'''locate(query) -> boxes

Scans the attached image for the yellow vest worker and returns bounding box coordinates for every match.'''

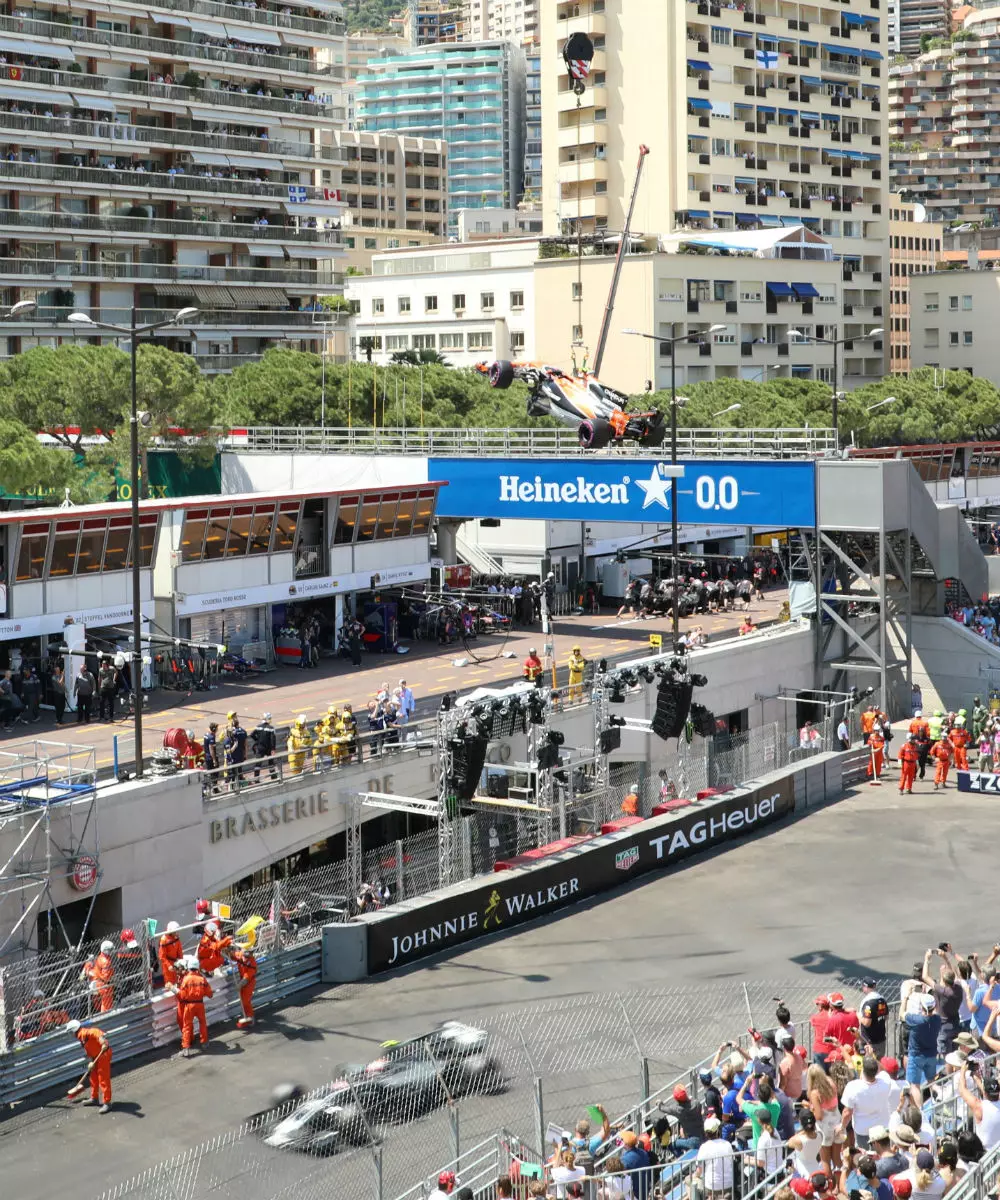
[567,646,586,703]
[287,715,313,775]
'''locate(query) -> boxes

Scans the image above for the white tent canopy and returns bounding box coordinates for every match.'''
[662,224,834,260]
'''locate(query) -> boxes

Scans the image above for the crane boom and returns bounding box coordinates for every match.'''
[592,144,650,377]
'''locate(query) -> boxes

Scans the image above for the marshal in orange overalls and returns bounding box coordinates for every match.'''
[196,926,232,975]
[866,731,885,779]
[898,738,919,794]
[177,968,213,1048]
[83,952,114,1013]
[158,932,184,988]
[931,738,953,789]
[233,948,258,1028]
[949,726,971,771]
[76,1025,112,1106]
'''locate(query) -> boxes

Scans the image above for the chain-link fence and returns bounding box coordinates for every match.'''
[90,978,908,1200]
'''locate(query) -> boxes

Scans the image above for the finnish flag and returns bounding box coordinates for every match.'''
[756,49,779,68]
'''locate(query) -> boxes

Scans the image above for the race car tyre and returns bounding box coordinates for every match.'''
[641,414,667,447]
[578,418,613,449]
[488,360,515,389]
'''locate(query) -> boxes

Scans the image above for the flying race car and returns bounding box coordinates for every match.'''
[476,360,666,451]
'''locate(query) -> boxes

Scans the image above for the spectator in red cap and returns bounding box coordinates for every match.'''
[429,1171,457,1199]
[810,1171,836,1200]
[825,992,861,1049]
[790,1179,814,1198]
[811,996,832,1066]
[660,1084,705,1154]
[891,1179,913,1199]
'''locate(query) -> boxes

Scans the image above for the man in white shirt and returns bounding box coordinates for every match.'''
[398,679,415,721]
[837,717,850,750]
[838,1057,892,1149]
[877,1056,905,1112]
[694,1116,734,1196]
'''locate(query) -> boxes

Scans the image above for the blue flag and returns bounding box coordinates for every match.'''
[756,49,779,68]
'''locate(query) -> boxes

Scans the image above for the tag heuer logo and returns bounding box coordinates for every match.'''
[615,846,640,872]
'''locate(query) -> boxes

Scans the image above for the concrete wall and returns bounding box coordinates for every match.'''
[908,615,1000,713]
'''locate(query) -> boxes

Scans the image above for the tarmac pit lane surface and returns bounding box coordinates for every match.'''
[2,782,987,1199]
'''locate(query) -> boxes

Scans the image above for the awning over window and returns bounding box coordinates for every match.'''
[861,48,884,60]
[688,59,712,70]
[0,35,74,60]
[189,18,226,36]
[227,286,289,306]
[227,25,281,44]
[0,84,73,104]
[756,33,778,44]
[792,282,820,297]
[824,43,859,56]
[72,92,116,111]
[688,97,713,110]
[686,209,710,218]
[766,282,794,296]
[191,151,231,166]
[843,11,876,25]
[283,245,340,259]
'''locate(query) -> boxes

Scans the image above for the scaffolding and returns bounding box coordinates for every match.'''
[0,740,99,962]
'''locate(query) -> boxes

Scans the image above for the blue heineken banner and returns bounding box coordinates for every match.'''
[429,457,816,526]
[957,770,1000,794]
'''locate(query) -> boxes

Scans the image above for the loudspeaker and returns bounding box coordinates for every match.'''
[689,703,716,738]
[651,679,693,740]
[599,726,622,754]
[449,733,489,800]
[486,773,509,799]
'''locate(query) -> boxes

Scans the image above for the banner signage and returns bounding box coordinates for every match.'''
[429,457,816,527]
[957,770,1000,794]
[176,564,431,615]
[366,776,795,971]
[0,601,154,641]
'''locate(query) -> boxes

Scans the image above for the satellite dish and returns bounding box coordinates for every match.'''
[912,202,927,223]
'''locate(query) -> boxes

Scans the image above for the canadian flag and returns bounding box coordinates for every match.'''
[323,187,342,202]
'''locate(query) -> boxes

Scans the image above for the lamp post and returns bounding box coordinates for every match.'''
[623,323,727,650]
[713,403,742,418]
[867,395,897,413]
[66,305,198,778]
[786,327,884,446]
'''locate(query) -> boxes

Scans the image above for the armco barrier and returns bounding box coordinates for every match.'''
[331,752,845,979]
[0,941,321,1106]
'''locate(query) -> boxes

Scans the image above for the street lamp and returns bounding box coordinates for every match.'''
[65,305,199,779]
[713,403,742,418]
[867,394,897,413]
[786,327,885,444]
[624,323,727,650]
[5,299,36,317]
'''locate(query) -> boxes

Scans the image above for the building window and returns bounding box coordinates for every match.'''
[364,237,378,250]
[440,332,464,350]
[711,25,731,44]
[510,331,525,351]
[572,281,583,300]
[453,292,466,310]
[572,324,583,342]
[413,333,436,349]
[481,291,494,311]
[510,290,524,310]
[949,296,958,310]
[398,296,411,313]
[925,293,938,312]
[594,107,607,121]
[425,295,438,313]
[964,330,974,345]
[962,295,973,310]
[924,329,939,348]
[467,330,493,351]
[385,334,409,350]
[387,237,400,248]
[373,298,384,315]
[15,522,49,580]
[949,331,959,346]
[343,236,355,249]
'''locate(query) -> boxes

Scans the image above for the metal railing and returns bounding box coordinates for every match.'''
[0,207,340,246]
[0,14,342,79]
[0,109,339,164]
[0,157,331,201]
[4,306,341,328]
[0,256,323,286]
[223,425,838,459]
[119,0,346,38]
[9,63,341,121]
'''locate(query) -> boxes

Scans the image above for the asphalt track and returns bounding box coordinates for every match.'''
[2,778,992,1199]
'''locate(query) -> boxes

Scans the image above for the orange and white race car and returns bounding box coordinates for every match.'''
[476,360,666,450]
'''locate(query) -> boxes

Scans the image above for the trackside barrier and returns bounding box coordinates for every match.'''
[0,942,321,1105]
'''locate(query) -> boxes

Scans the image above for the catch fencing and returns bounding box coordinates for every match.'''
[88,978,905,1200]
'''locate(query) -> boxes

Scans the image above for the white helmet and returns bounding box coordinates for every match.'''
[66,1019,81,1034]
[166,921,180,933]
[100,940,114,954]
[915,709,922,718]
[32,988,44,999]
[183,956,199,971]
[205,920,219,934]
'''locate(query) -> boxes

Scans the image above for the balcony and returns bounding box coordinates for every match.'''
[560,10,606,39]
[0,208,341,248]
[0,14,341,81]
[0,157,330,202]
[0,256,325,287]
[86,0,346,40]
[565,157,608,183]
[0,110,335,164]
[6,306,344,330]
[557,122,602,149]
[6,63,340,123]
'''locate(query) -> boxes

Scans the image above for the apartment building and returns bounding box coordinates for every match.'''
[323,129,448,253]
[463,0,540,44]
[909,268,1000,381]
[888,193,944,372]
[349,225,845,392]
[355,40,526,230]
[403,1,464,45]
[887,0,949,55]
[539,0,890,385]
[348,238,539,367]
[889,10,1000,229]
[455,208,543,237]
[0,0,348,373]
[523,45,542,204]
[345,31,409,125]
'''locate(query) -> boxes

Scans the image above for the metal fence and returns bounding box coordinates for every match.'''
[223,425,837,460]
[88,979,907,1200]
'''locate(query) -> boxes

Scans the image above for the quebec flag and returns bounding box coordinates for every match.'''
[756,49,779,68]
